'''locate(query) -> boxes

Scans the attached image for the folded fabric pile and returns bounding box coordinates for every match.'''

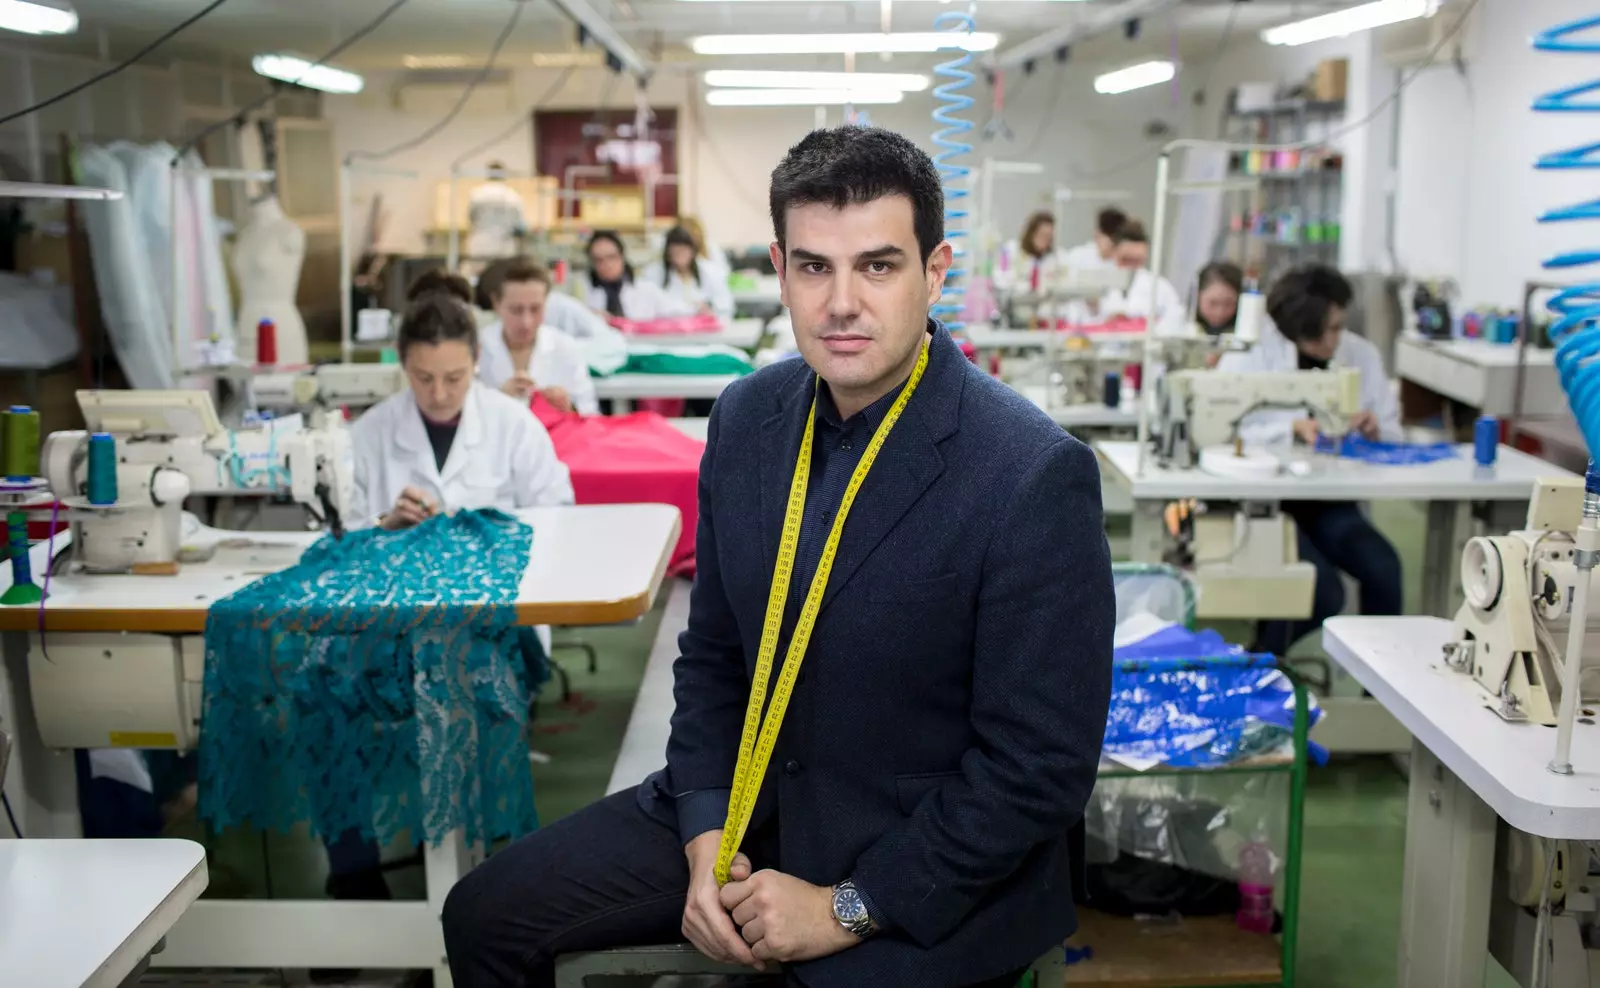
[198,509,539,848]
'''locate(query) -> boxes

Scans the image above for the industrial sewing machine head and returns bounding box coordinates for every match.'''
[1155,366,1363,470]
[252,364,405,424]
[41,390,353,574]
[1444,476,1600,724]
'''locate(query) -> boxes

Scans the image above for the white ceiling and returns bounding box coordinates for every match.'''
[17,0,1351,73]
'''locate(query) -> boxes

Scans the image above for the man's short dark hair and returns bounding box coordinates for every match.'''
[1267,263,1354,344]
[494,258,552,300]
[1112,220,1148,245]
[1096,207,1128,239]
[769,127,944,263]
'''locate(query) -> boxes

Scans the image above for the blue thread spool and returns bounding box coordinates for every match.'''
[1103,371,1121,408]
[1475,415,1500,468]
[0,511,41,606]
[86,432,118,505]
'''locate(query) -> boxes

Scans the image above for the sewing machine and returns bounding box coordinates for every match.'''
[39,390,352,574]
[252,363,404,422]
[1155,367,1363,470]
[1443,476,1600,724]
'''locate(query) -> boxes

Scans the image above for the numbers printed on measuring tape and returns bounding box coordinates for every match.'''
[713,338,932,886]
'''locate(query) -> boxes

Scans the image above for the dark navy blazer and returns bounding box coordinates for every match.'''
[639,322,1114,987]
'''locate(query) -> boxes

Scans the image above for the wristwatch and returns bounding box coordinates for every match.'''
[831,880,877,939]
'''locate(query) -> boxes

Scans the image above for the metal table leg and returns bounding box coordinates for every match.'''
[1422,500,1473,618]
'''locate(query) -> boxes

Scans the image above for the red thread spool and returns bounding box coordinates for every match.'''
[257,319,278,366]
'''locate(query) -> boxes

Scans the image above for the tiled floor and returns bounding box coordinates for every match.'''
[151,501,1524,986]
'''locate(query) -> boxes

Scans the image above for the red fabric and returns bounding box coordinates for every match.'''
[22,502,65,541]
[1026,316,1149,334]
[607,313,723,336]
[531,396,704,577]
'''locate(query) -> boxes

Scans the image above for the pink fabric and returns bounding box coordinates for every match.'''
[1023,316,1148,334]
[608,313,723,336]
[531,397,704,576]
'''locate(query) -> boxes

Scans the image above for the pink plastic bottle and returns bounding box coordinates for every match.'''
[1236,840,1275,934]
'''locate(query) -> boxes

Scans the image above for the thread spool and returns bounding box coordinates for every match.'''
[3,405,39,481]
[1475,415,1500,468]
[87,432,118,505]
[257,318,278,366]
[1103,371,1121,409]
[0,511,41,606]
[1235,291,1265,344]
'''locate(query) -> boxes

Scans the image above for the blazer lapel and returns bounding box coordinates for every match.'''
[819,327,964,613]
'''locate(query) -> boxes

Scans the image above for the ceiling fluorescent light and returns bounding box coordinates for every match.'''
[1261,0,1435,46]
[704,69,930,91]
[0,0,77,36]
[691,32,1000,55]
[1094,59,1176,94]
[403,54,470,69]
[253,54,365,95]
[706,88,906,106]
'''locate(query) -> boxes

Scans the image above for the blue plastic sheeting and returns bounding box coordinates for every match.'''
[1105,625,1325,769]
[199,509,540,848]
[1313,435,1459,465]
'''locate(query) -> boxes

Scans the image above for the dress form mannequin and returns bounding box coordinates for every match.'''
[233,195,308,366]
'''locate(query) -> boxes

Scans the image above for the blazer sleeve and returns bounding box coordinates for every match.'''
[849,436,1114,947]
[662,401,749,842]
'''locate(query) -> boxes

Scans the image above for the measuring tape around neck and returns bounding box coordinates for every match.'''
[713,337,932,885]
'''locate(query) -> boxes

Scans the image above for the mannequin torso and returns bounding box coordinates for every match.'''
[233,196,308,366]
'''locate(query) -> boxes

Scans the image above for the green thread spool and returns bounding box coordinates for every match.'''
[2,405,39,480]
[1,511,42,606]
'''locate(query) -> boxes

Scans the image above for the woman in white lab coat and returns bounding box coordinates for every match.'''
[641,225,735,319]
[1215,263,1403,657]
[583,229,690,322]
[476,258,600,416]
[1060,205,1127,271]
[994,210,1062,295]
[327,270,573,915]
[349,270,573,529]
[1194,260,1244,337]
[1095,220,1186,337]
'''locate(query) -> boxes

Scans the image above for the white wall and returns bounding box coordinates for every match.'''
[1393,0,1595,307]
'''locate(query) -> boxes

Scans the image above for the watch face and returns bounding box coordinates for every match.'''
[834,886,866,924]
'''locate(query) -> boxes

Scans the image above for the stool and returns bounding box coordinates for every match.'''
[553,943,772,986]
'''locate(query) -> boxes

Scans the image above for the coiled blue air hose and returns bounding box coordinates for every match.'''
[1533,15,1600,487]
[931,6,976,331]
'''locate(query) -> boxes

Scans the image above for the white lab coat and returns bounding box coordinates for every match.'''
[1216,319,1403,447]
[583,279,693,322]
[349,381,573,529]
[1098,268,1187,337]
[1060,240,1112,271]
[993,240,1063,294]
[640,262,735,319]
[542,291,628,375]
[478,321,601,416]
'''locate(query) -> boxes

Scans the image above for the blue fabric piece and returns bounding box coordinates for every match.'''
[1106,627,1326,769]
[198,509,538,848]
[1312,434,1458,465]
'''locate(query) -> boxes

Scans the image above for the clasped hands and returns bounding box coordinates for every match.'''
[1293,409,1379,446]
[500,373,573,413]
[682,830,860,971]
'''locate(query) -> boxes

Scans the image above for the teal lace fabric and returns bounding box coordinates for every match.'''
[198,509,539,848]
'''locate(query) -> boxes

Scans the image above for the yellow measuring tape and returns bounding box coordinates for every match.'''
[713,337,932,885]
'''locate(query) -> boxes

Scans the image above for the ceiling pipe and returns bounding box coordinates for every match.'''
[546,0,655,82]
[988,0,1182,72]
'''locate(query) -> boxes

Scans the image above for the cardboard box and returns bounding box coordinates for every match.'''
[1312,58,1348,102]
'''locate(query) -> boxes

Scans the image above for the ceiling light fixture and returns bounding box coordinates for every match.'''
[1093,59,1175,94]
[1261,0,1436,46]
[690,32,1000,55]
[402,54,470,69]
[0,0,77,36]
[252,54,365,95]
[705,87,906,106]
[703,69,930,91]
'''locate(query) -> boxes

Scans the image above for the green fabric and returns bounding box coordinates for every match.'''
[595,344,754,378]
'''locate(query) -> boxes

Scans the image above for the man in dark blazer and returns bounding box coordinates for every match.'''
[443,126,1115,988]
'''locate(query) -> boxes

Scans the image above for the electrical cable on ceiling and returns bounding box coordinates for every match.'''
[177,0,416,159]
[351,0,526,162]
[0,0,235,128]
[451,65,576,168]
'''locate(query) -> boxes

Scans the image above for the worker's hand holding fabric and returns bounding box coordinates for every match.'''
[722,868,860,963]
[1293,418,1321,446]
[500,373,536,401]
[682,830,762,969]
[540,385,574,415]
[381,486,437,530]
[1347,410,1380,440]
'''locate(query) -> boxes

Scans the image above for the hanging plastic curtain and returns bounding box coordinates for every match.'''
[198,509,540,848]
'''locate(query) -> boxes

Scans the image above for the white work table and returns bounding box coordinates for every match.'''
[1017,386,1139,431]
[0,503,683,633]
[0,839,207,988]
[622,317,765,351]
[1323,616,1600,986]
[1395,334,1561,418]
[0,502,681,986]
[594,373,741,414]
[964,324,1145,352]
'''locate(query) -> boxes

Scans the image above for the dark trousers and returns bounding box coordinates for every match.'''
[442,788,1027,988]
[1254,501,1403,656]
